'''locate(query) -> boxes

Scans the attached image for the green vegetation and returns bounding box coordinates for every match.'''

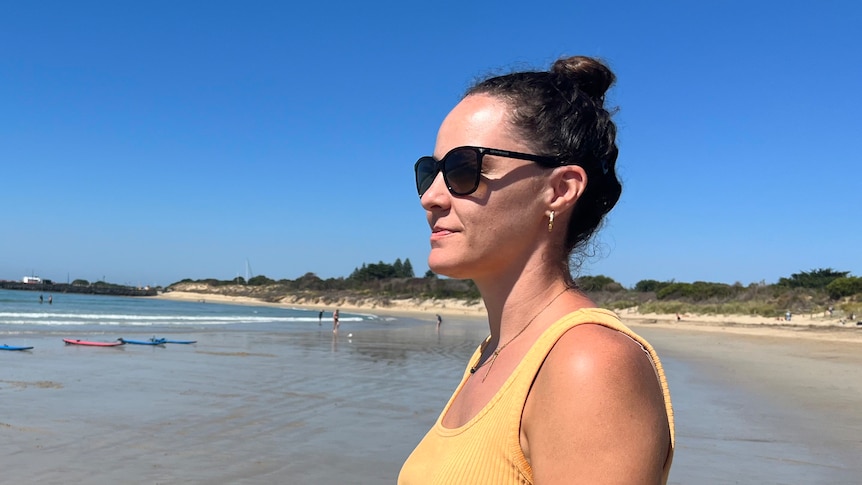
[826,277,862,299]
[590,268,861,319]
[576,275,624,292]
[655,281,741,301]
[349,258,414,281]
[633,279,673,293]
[167,266,861,319]
[92,280,137,290]
[777,268,849,289]
[169,258,478,303]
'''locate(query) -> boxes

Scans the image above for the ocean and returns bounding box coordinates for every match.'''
[1,287,477,483]
[0,288,380,335]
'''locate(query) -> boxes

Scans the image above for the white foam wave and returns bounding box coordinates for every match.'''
[0,312,365,326]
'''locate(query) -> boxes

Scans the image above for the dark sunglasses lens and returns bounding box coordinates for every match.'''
[415,157,438,196]
[443,149,480,195]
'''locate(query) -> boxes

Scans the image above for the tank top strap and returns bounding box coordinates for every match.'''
[510,307,674,449]
[516,308,629,382]
[515,307,676,480]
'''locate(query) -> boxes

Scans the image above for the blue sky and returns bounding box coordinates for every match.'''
[2,1,860,288]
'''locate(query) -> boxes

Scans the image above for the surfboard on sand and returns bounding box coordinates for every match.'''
[62,338,124,347]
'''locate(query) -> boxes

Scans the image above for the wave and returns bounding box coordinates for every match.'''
[0,312,366,326]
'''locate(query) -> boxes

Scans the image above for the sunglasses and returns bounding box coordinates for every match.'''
[414,146,563,197]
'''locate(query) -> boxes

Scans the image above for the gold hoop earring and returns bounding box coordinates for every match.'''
[548,210,555,233]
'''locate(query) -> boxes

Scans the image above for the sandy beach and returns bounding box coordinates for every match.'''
[2,292,861,483]
[159,290,862,339]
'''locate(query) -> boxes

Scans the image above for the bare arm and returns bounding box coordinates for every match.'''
[522,324,670,484]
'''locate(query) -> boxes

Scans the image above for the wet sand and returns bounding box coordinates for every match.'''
[633,324,862,484]
[2,312,861,484]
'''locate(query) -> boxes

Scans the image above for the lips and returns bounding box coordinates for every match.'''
[430,226,456,240]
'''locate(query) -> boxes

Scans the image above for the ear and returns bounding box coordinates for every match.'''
[544,165,588,216]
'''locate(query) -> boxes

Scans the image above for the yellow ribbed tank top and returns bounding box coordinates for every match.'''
[398,308,675,484]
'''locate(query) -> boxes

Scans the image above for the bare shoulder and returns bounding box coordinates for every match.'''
[532,323,663,419]
[549,323,655,379]
[522,323,670,484]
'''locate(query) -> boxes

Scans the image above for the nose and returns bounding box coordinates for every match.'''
[420,171,450,210]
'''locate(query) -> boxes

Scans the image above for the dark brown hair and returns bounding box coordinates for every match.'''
[466,55,622,263]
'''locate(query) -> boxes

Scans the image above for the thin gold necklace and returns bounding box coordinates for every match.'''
[470,286,569,382]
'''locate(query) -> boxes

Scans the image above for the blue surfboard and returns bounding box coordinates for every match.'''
[159,339,197,344]
[1,344,34,351]
[119,338,166,346]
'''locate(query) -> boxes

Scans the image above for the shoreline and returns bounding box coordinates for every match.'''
[154,290,862,344]
[152,290,489,321]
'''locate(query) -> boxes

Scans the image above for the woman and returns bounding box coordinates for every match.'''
[399,56,674,484]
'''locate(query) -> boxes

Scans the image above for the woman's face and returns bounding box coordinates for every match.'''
[420,94,551,281]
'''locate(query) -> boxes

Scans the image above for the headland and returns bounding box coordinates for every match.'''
[0,280,157,297]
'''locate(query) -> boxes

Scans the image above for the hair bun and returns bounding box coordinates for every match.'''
[550,56,615,100]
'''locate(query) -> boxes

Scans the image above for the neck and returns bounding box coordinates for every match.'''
[474,264,574,345]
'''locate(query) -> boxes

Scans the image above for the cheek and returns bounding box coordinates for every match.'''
[480,172,548,221]
[488,192,544,230]
[475,196,544,254]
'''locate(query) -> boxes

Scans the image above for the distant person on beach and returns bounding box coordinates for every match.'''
[400,56,674,484]
[319,310,323,325]
[39,294,43,304]
[436,314,442,330]
[48,295,53,305]
[332,309,340,333]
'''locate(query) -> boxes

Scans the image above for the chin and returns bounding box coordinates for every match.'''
[428,253,475,280]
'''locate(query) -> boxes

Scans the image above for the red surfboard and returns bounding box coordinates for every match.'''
[63,338,125,347]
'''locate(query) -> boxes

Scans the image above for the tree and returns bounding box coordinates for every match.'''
[348,258,415,281]
[402,258,415,278]
[826,276,862,299]
[577,275,620,292]
[248,275,275,286]
[296,272,324,290]
[778,268,849,289]
[656,281,738,301]
[634,279,673,293]
[368,261,396,279]
[349,264,368,282]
